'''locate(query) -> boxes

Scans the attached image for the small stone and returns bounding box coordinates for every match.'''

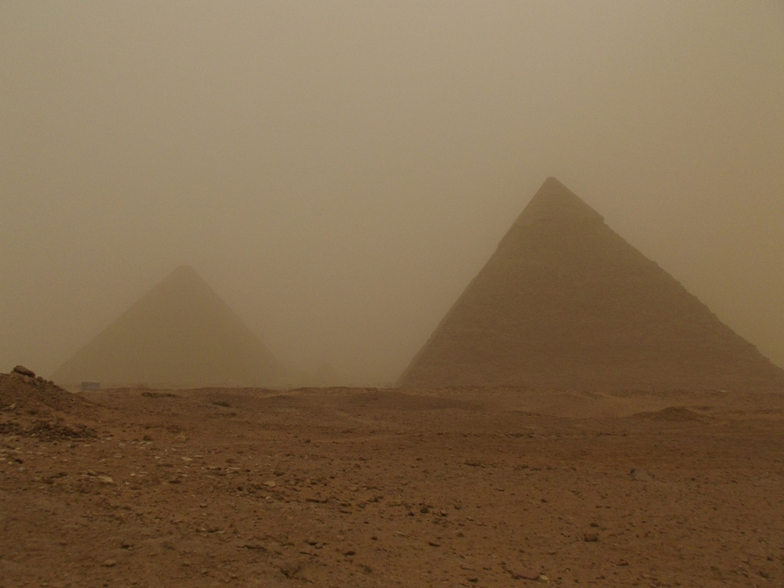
[584,532,599,542]
[264,480,277,488]
[102,559,117,567]
[13,365,36,377]
[630,469,655,482]
[278,560,301,579]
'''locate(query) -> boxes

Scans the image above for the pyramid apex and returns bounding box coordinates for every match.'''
[171,264,199,277]
[161,265,207,287]
[515,177,604,227]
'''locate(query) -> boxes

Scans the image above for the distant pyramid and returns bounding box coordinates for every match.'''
[399,177,784,391]
[53,266,286,388]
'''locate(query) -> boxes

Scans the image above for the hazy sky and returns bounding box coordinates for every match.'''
[2,1,783,385]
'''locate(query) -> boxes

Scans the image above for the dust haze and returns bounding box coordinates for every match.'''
[2,1,783,385]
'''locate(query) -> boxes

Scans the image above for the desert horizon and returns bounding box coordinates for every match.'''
[2,3,784,586]
[37,177,784,394]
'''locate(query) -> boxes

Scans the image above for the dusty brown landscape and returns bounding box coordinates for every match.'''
[2,370,784,587]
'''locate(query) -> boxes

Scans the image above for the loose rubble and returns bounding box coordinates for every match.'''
[1,377,783,586]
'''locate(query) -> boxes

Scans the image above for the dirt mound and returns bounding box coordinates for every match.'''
[0,371,94,415]
[0,371,99,440]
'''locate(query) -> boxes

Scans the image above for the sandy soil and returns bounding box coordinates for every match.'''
[2,372,784,587]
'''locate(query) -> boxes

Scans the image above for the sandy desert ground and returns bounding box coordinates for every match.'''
[2,371,784,587]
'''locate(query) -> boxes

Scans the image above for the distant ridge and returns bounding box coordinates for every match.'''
[398,177,784,392]
[53,266,286,388]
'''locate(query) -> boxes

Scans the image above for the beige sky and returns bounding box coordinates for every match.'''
[2,1,783,385]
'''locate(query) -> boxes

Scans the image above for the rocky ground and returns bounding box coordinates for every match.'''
[2,369,784,587]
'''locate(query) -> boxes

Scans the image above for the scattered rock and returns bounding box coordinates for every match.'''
[142,391,179,399]
[630,469,656,482]
[632,407,702,422]
[502,562,542,581]
[584,532,599,542]
[0,378,779,586]
[278,560,302,579]
[13,366,36,378]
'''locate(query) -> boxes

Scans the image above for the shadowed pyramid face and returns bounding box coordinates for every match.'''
[53,266,286,388]
[399,178,784,392]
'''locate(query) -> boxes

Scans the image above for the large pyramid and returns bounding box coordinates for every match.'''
[399,178,784,392]
[53,266,286,388]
